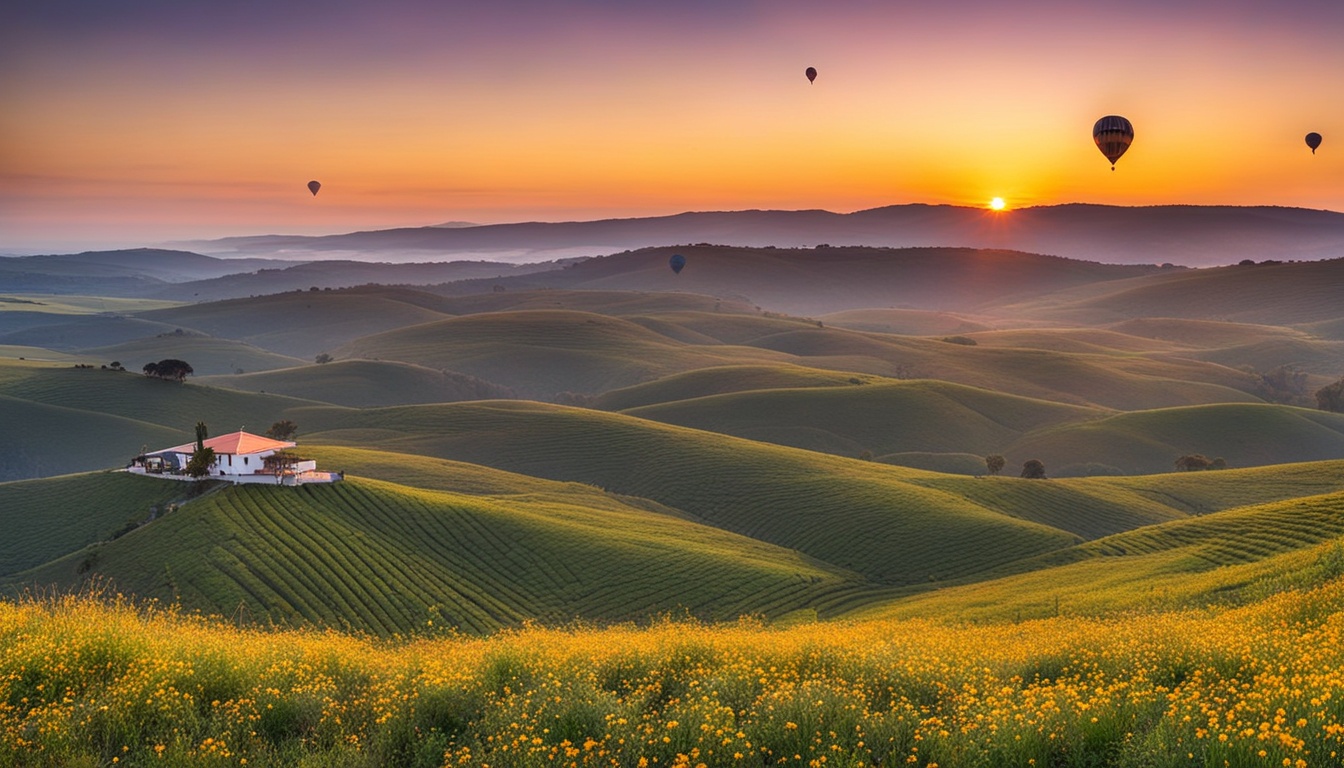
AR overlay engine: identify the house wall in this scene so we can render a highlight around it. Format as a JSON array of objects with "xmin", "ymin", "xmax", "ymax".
[{"xmin": 212, "ymin": 449, "xmax": 277, "ymax": 476}]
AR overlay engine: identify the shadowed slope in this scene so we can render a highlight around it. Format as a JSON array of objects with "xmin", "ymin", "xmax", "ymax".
[
  {"xmin": 623, "ymin": 380, "xmax": 1100, "ymax": 459},
  {"xmin": 0, "ymin": 473, "xmax": 215, "ymax": 576},
  {"xmin": 78, "ymin": 335, "xmax": 306, "ymax": 376},
  {"xmin": 202, "ymin": 360, "xmax": 515, "ymax": 407},
  {"xmin": 335, "ymin": 310, "xmax": 792, "ymax": 399},
  {"xmin": 1005, "ymin": 404, "xmax": 1344, "ymax": 475},
  {"xmin": 592, "ymin": 364, "xmax": 888, "ymax": 411},
  {"xmin": 135, "ymin": 289, "xmax": 454, "ymax": 358}
]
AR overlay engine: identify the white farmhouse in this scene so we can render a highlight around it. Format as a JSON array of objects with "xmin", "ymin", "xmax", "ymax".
[{"xmin": 128, "ymin": 430, "xmax": 339, "ymax": 485}]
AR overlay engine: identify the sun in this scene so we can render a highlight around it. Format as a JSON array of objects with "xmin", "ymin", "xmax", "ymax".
[{"xmin": 989, "ymin": 197, "xmax": 1006, "ymax": 211}]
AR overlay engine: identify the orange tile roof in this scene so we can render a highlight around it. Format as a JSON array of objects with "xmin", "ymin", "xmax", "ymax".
[{"xmin": 161, "ymin": 431, "xmax": 295, "ymax": 455}]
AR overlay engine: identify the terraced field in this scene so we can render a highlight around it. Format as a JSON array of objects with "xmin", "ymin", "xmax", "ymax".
[
  {"xmin": 869, "ymin": 490, "xmax": 1344, "ymax": 622},
  {"xmin": 5, "ymin": 477, "xmax": 859, "ymax": 634}
]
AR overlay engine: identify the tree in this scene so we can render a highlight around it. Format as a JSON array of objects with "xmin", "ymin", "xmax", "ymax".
[
  {"xmin": 1175, "ymin": 454, "xmax": 1211, "ymax": 471},
  {"xmin": 143, "ymin": 359, "xmax": 193, "ymax": 382},
  {"xmin": 1255, "ymin": 365, "xmax": 1308, "ymax": 405},
  {"xmin": 315, "ymin": 353, "xmax": 333, "ymax": 365},
  {"xmin": 186, "ymin": 421, "xmax": 214, "ymax": 478},
  {"xmin": 1020, "ymin": 459, "xmax": 1046, "ymax": 479},
  {"xmin": 1317, "ymin": 378, "xmax": 1344, "ymax": 413},
  {"xmin": 185, "ymin": 447, "xmax": 215, "ymax": 478},
  {"xmin": 985, "ymin": 454, "xmax": 1006, "ymax": 476},
  {"xmin": 266, "ymin": 420, "xmax": 298, "ymax": 441}
]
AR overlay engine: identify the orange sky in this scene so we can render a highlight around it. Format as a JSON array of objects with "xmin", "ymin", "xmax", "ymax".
[{"xmin": 2, "ymin": 1, "xmax": 1342, "ymax": 251}]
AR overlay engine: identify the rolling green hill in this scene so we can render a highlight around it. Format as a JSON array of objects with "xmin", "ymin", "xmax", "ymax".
[
  {"xmin": 1004, "ymin": 403, "xmax": 1344, "ymax": 476},
  {"xmin": 0, "ymin": 364, "xmax": 322, "ymax": 433},
  {"xmin": 79, "ymin": 334, "xmax": 307, "ymax": 376},
  {"xmin": 0, "ymin": 472, "xmax": 215, "ymax": 576},
  {"xmin": 294, "ymin": 400, "xmax": 1082, "ymax": 588},
  {"xmin": 0, "ymin": 315, "xmax": 186, "ymax": 351},
  {"xmin": 334, "ymin": 310, "xmax": 793, "ymax": 399},
  {"xmin": 591, "ymin": 364, "xmax": 888, "ymax": 411},
  {"xmin": 818, "ymin": 308, "xmax": 994, "ymax": 335},
  {"xmin": 135, "ymin": 289, "xmax": 454, "ymax": 358},
  {"xmin": 0, "ymin": 393, "xmax": 182, "ymax": 481},
  {"xmin": 866, "ymin": 488, "xmax": 1344, "ymax": 623},
  {"xmin": 1000, "ymin": 258, "xmax": 1344, "ymax": 326},
  {"xmin": 622, "ymin": 379, "xmax": 1101, "ymax": 459},
  {"xmin": 201, "ymin": 359, "xmax": 516, "ymax": 407},
  {"xmin": 4, "ymin": 476, "xmax": 860, "ymax": 635}
]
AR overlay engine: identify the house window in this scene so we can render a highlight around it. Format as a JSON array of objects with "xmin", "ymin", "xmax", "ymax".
[{"xmin": 244, "ymin": 457, "xmax": 249, "ymax": 466}]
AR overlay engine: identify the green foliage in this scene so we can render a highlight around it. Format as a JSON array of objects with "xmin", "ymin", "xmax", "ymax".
[
  {"xmin": 1021, "ymin": 459, "xmax": 1046, "ymax": 478},
  {"xmin": 265, "ymin": 420, "xmax": 298, "ymax": 441},
  {"xmin": 985, "ymin": 454, "xmax": 1005, "ymax": 475},
  {"xmin": 1317, "ymin": 377, "xmax": 1344, "ymax": 412},
  {"xmin": 1174, "ymin": 453, "xmax": 1211, "ymax": 471},
  {"xmin": 185, "ymin": 446, "xmax": 215, "ymax": 478}
]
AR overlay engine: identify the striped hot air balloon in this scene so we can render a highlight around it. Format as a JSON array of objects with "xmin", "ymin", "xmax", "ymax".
[{"xmin": 1093, "ymin": 116, "xmax": 1134, "ymax": 170}]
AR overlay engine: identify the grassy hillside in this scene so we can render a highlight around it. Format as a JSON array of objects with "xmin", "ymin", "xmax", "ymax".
[
  {"xmin": 0, "ymin": 472, "xmax": 201, "ymax": 576},
  {"xmin": 818, "ymin": 307, "xmax": 994, "ymax": 335},
  {"xmin": 335, "ymin": 310, "xmax": 792, "ymax": 399},
  {"xmin": 623, "ymin": 379, "xmax": 1100, "ymax": 459},
  {"xmin": 0, "ymin": 393, "xmax": 182, "ymax": 481},
  {"xmin": 743, "ymin": 326, "xmax": 1259, "ymax": 409},
  {"xmin": 505, "ymin": 245, "xmax": 1161, "ymax": 316},
  {"xmin": 869, "ymin": 489, "xmax": 1344, "ymax": 622},
  {"xmin": 592, "ymin": 364, "xmax": 888, "ymax": 411},
  {"xmin": 0, "ymin": 314, "xmax": 185, "ymax": 350},
  {"xmin": 202, "ymin": 359, "xmax": 516, "ymax": 407},
  {"xmin": 1005, "ymin": 403, "xmax": 1344, "ymax": 475},
  {"xmin": 0, "ymin": 364, "xmax": 322, "ymax": 434},
  {"xmin": 432, "ymin": 288, "xmax": 760, "ymax": 318},
  {"xmin": 1002, "ymin": 257, "xmax": 1344, "ymax": 325},
  {"xmin": 79, "ymin": 333, "xmax": 307, "ymax": 375},
  {"xmin": 6, "ymin": 476, "xmax": 859, "ymax": 635},
  {"xmin": 135, "ymin": 289, "xmax": 453, "ymax": 358},
  {"xmin": 294, "ymin": 400, "xmax": 1083, "ymax": 587}
]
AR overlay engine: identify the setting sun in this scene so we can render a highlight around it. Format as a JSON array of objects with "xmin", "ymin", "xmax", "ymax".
[{"xmin": 989, "ymin": 197, "xmax": 1007, "ymax": 211}]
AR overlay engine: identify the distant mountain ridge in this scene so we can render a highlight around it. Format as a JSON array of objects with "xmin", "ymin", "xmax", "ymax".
[{"xmin": 175, "ymin": 204, "xmax": 1344, "ymax": 267}]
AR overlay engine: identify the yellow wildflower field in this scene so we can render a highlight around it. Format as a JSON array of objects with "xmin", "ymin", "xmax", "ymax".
[{"xmin": 4, "ymin": 580, "xmax": 1344, "ymax": 767}]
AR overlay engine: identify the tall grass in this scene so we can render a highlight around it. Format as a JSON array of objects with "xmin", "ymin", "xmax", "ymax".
[{"xmin": 7, "ymin": 576, "xmax": 1344, "ymax": 767}]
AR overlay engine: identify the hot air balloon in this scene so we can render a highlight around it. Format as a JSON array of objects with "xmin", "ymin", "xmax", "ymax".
[
  {"xmin": 1093, "ymin": 116, "xmax": 1134, "ymax": 170},
  {"xmin": 805, "ymin": 67, "xmax": 817, "ymax": 84},
  {"xmin": 1306, "ymin": 132, "xmax": 1323, "ymax": 154},
  {"xmin": 669, "ymin": 254, "xmax": 686, "ymax": 274},
  {"xmin": 307, "ymin": 180, "xmax": 321, "ymax": 196}
]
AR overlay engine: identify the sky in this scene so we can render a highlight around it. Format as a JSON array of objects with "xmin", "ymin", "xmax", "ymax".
[{"xmin": 2, "ymin": 0, "xmax": 1342, "ymax": 252}]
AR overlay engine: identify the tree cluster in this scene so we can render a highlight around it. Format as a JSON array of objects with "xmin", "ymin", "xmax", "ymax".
[
  {"xmin": 142, "ymin": 359, "xmax": 194, "ymax": 382},
  {"xmin": 1317, "ymin": 377, "xmax": 1344, "ymax": 413},
  {"xmin": 1174, "ymin": 454, "xmax": 1227, "ymax": 471}
]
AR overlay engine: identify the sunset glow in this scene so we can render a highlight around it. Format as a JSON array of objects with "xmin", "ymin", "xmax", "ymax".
[
  {"xmin": 3, "ymin": 0, "xmax": 1343, "ymax": 251},
  {"xmin": 989, "ymin": 198, "xmax": 1007, "ymax": 211}
]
